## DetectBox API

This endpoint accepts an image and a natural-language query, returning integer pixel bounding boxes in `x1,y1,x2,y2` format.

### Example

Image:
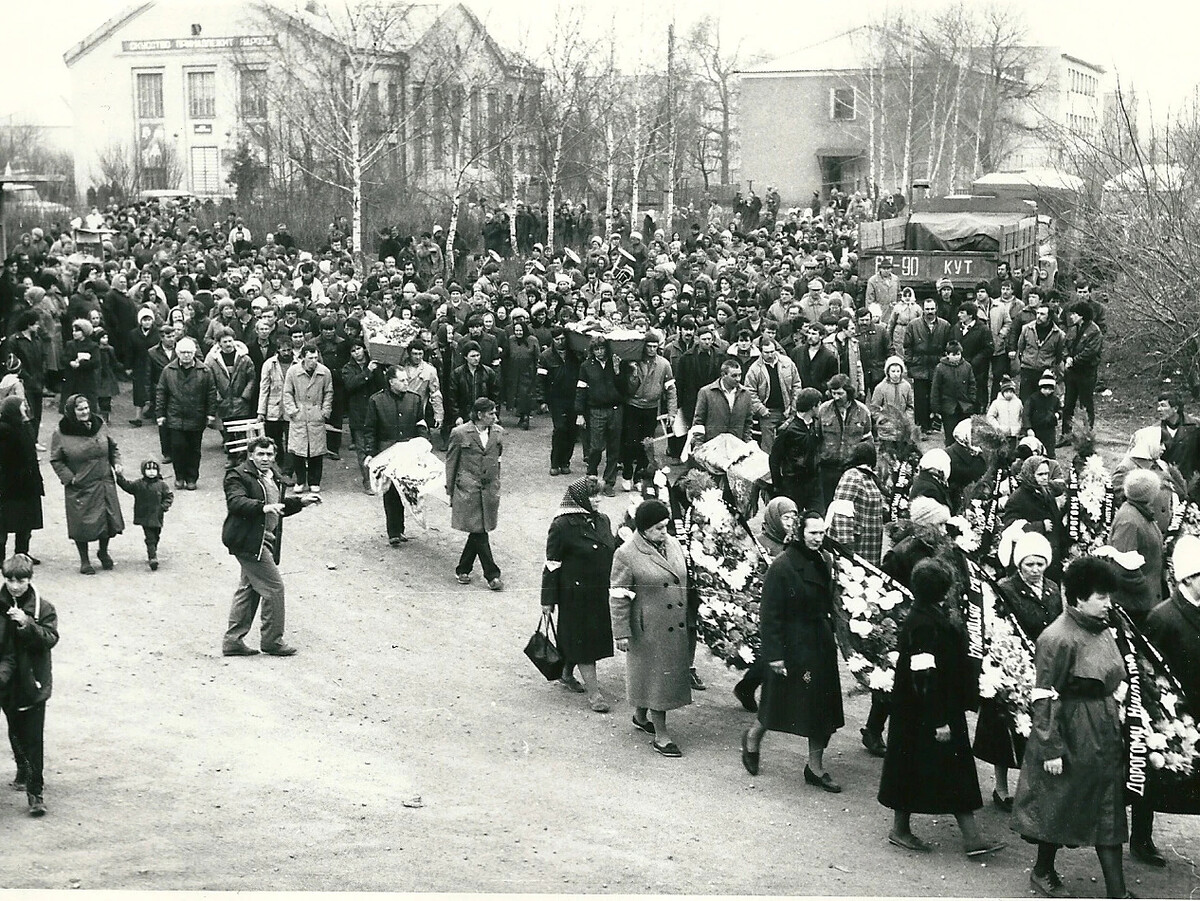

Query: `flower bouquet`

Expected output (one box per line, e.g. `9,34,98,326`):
979,577,1037,737
366,437,446,527
828,543,912,695
675,473,767,670
1065,454,1115,563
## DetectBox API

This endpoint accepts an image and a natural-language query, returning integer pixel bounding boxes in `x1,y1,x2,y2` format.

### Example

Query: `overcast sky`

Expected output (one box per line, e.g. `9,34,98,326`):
4,0,1199,130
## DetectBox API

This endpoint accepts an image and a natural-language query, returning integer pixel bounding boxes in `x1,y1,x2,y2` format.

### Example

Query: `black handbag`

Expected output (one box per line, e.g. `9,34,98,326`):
524,610,564,681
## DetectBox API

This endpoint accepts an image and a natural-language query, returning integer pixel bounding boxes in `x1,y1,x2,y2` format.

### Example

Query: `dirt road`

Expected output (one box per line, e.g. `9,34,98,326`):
0,397,1195,896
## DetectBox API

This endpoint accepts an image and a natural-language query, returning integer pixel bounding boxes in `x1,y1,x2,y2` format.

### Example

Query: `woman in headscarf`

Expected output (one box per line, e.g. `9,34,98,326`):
1002,455,1063,578
1012,556,1130,899
758,496,798,558
732,496,798,714
974,529,1060,812
541,478,616,713
610,499,691,756
1112,425,1182,533
741,510,844,791
0,395,44,562
880,558,1004,857
503,319,540,429
48,394,125,575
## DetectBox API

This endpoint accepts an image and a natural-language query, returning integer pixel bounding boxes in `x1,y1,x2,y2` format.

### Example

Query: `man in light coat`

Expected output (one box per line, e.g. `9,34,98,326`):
446,397,505,590
744,337,801,453
690,359,755,446
282,344,333,493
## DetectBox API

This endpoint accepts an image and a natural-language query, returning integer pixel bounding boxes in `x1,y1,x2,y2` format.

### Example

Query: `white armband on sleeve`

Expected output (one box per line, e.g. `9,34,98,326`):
544,560,562,572
910,652,936,672
1031,687,1060,702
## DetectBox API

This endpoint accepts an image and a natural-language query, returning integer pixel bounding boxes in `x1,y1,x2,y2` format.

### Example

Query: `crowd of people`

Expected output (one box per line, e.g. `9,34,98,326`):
0,189,1194,899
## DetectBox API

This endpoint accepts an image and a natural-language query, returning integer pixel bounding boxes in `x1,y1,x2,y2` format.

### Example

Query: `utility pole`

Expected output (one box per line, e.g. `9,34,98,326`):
664,21,676,232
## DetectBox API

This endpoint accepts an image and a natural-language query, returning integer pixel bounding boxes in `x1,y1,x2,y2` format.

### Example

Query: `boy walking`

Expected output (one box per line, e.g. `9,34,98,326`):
0,553,58,817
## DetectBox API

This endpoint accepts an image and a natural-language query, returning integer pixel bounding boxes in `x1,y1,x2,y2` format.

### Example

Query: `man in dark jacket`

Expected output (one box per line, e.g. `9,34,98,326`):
1159,392,1200,495
537,328,579,475
221,436,318,658
904,299,951,433
1060,299,1104,442
361,366,430,545
576,336,625,495
0,553,58,816
790,323,839,395
955,301,993,411
449,341,500,426
855,307,890,394
155,337,218,490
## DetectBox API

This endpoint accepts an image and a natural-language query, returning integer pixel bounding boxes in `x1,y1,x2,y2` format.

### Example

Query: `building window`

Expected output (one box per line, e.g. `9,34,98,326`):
191,146,221,194
830,87,855,121
136,72,164,119
187,70,216,119
240,69,267,120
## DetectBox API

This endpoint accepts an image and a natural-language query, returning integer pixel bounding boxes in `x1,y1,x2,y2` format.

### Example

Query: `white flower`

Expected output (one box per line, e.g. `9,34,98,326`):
738,645,755,664
864,575,885,594
1015,712,1033,738
842,593,871,618
979,666,1003,699
847,653,872,673
887,651,900,665
841,582,866,599
848,618,874,638
1161,692,1179,718
653,469,668,487
867,667,895,692
877,590,904,611
1146,730,1170,752
1149,751,1167,770
1166,750,1189,772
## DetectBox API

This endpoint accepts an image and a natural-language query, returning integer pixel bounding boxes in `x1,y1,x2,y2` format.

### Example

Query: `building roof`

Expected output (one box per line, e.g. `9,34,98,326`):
63,1,154,67
739,27,874,76
62,0,507,68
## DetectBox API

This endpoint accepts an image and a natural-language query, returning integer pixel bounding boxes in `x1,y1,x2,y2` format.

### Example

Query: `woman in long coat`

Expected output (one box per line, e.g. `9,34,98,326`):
1002,455,1063,578
974,530,1060,811
503,321,540,428
609,499,691,756
880,558,1003,856
740,510,844,789
1012,556,1129,899
59,319,99,414
0,395,44,562
446,398,504,589
49,393,124,574
541,477,615,712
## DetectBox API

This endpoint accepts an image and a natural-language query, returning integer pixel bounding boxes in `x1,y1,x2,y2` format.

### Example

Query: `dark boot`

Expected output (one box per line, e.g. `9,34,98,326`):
147,542,159,571
27,793,45,817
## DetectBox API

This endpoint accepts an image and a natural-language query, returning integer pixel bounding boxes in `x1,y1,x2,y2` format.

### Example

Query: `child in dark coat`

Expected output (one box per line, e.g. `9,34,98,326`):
0,553,58,816
116,460,174,570
94,327,121,422
1021,370,1062,458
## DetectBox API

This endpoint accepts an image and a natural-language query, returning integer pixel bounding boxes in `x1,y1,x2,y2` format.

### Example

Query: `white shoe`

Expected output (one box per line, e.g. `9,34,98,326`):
309,485,321,493
621,478,633,492
296,484,309,493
